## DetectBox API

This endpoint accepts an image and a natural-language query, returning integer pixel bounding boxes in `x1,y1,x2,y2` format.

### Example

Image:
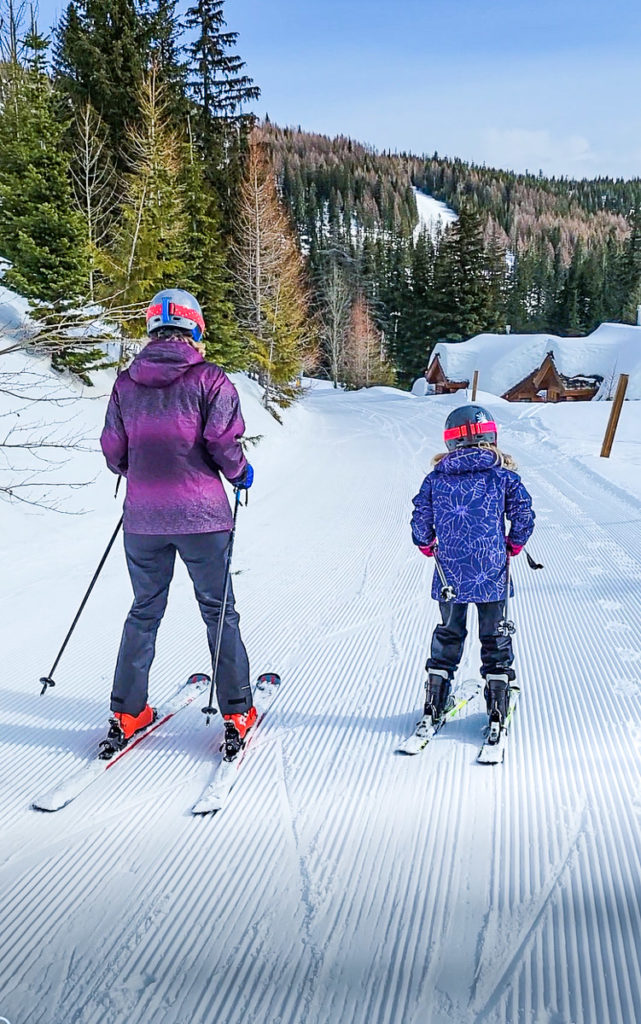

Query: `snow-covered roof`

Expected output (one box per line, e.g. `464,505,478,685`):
429,323,641,399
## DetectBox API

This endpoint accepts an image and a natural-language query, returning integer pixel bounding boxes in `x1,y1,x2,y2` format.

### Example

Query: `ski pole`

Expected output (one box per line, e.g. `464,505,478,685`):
498,556,516,637
39,516,124,695
202,487,244,725
434,551,457,602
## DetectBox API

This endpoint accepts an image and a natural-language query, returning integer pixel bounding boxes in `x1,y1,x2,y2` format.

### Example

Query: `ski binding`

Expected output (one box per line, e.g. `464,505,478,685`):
192,672,281,815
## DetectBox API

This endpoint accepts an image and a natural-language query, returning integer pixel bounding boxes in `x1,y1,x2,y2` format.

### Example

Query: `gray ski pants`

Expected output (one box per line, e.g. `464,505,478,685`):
111,531,252,716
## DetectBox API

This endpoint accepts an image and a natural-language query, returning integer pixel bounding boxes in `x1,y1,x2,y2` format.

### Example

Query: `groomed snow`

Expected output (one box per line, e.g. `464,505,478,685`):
413,187,458,242
1,358,641,1024
427,322,641,400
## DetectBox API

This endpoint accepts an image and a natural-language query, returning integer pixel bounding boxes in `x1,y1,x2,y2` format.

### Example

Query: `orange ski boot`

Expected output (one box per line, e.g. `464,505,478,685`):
222,706,257,759
99,704,156,759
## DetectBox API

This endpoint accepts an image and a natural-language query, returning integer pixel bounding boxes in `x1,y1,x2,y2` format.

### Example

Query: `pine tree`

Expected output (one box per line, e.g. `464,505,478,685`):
182,121,245,369
54,0,147,172
145,0,189,123
620,210,641,323
185,0,260,220
231,128,316,409
0,23,89,302
100,64,187,332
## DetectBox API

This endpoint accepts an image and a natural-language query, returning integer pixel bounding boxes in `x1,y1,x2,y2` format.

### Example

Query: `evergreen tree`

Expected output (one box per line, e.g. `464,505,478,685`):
620,210,641,323
0,24,88,302
429,204,493,342
182,123,245,369
185,0,260,220
144,0,189,123
54,0,147,172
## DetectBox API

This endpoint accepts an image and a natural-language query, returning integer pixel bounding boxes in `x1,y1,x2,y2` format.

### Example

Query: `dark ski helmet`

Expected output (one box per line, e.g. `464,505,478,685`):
443,404,498,452
145,288,205,342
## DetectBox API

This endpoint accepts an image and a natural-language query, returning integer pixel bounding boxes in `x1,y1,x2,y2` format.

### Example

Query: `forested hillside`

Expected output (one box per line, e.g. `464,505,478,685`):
0,1,317,408
265,124,641,385
2,2,641,395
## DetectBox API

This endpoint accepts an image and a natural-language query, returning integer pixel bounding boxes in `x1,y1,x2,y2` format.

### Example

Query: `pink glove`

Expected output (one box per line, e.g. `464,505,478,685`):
418,542,437,557
506,540,523,556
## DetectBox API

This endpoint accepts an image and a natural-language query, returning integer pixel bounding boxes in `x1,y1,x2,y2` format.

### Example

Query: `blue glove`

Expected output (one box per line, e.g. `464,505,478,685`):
233,463,254,490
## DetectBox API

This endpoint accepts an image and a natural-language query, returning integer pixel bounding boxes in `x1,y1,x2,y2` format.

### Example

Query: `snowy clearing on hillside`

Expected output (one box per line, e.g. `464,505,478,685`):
413,187,458,241
1,358,641,1024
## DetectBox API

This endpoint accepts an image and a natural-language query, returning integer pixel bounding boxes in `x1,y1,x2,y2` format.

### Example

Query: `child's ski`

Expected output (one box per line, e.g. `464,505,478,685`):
396,680,480,755
32,673,211,812
477,685,521,765
192,672,281,815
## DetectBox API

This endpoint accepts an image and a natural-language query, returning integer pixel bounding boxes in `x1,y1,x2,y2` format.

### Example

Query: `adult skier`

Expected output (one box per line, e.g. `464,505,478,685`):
99,288,256,756
411,404,535,732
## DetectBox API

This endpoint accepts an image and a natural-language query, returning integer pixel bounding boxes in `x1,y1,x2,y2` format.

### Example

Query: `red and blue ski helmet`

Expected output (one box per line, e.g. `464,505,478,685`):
443,404,498,451
145,288,205,342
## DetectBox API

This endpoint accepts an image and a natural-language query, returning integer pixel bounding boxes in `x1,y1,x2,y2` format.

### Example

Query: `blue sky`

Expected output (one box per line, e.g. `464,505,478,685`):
38,0,641,179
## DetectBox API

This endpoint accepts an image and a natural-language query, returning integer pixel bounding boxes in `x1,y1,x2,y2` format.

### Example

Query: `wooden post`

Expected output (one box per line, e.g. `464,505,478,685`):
471,369,479,402
600,373,629,458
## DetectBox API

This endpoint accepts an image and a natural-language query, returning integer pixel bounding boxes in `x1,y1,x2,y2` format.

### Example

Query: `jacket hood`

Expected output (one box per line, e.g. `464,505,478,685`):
434,447,499,476
128,338,204,387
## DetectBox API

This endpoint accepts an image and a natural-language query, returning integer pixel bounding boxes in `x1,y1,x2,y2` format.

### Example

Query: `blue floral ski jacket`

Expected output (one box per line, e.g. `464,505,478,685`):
411,447,535,604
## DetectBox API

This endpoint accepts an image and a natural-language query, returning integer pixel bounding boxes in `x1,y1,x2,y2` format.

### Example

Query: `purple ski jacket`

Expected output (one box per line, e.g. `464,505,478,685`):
100,337,247,535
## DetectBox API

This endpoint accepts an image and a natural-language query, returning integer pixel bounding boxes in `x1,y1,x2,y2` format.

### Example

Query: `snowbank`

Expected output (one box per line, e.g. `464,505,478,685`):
428,322,641,399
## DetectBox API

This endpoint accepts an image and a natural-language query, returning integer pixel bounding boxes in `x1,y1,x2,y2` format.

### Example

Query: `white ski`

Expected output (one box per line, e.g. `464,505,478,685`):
192,672,281,815
477,685,521,765
32,673,211,811
396,679,480,755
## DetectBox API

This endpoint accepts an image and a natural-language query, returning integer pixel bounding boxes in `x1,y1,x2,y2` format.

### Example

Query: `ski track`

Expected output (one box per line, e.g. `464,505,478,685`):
2,390,641,1024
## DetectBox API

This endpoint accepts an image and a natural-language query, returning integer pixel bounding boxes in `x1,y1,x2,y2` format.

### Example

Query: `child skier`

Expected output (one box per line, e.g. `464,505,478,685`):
100,288,256,759
411,404,535,734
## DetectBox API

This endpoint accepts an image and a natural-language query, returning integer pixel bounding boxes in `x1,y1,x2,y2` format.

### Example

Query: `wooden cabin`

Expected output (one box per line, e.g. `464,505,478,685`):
424,349,601,403
502,352,601,403
424,354,469,394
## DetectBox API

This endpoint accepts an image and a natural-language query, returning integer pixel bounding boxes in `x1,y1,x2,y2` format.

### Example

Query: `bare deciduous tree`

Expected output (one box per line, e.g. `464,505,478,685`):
0,364,99,511
319,257,352,388
70,102,119,301
342,293,395,390
232,127,317,409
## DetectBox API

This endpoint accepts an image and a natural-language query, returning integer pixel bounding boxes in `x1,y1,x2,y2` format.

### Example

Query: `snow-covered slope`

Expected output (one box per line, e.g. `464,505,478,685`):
413,187,458,241
428,322,641,399
1,362,641,1024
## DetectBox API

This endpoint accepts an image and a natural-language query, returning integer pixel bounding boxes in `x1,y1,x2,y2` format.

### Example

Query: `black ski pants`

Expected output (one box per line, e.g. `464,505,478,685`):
427,600,515,681
111,531,252,717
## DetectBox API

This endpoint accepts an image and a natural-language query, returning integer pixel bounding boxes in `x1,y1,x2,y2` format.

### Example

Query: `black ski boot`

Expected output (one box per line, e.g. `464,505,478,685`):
424,669,452,722
223,720,244,760
99,718,126,760
484,673,510,744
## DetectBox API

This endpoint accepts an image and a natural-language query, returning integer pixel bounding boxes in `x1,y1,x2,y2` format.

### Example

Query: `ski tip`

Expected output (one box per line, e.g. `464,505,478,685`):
31,796,65,812
187,672,211,686
256,672,281,689
192,801,221,815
